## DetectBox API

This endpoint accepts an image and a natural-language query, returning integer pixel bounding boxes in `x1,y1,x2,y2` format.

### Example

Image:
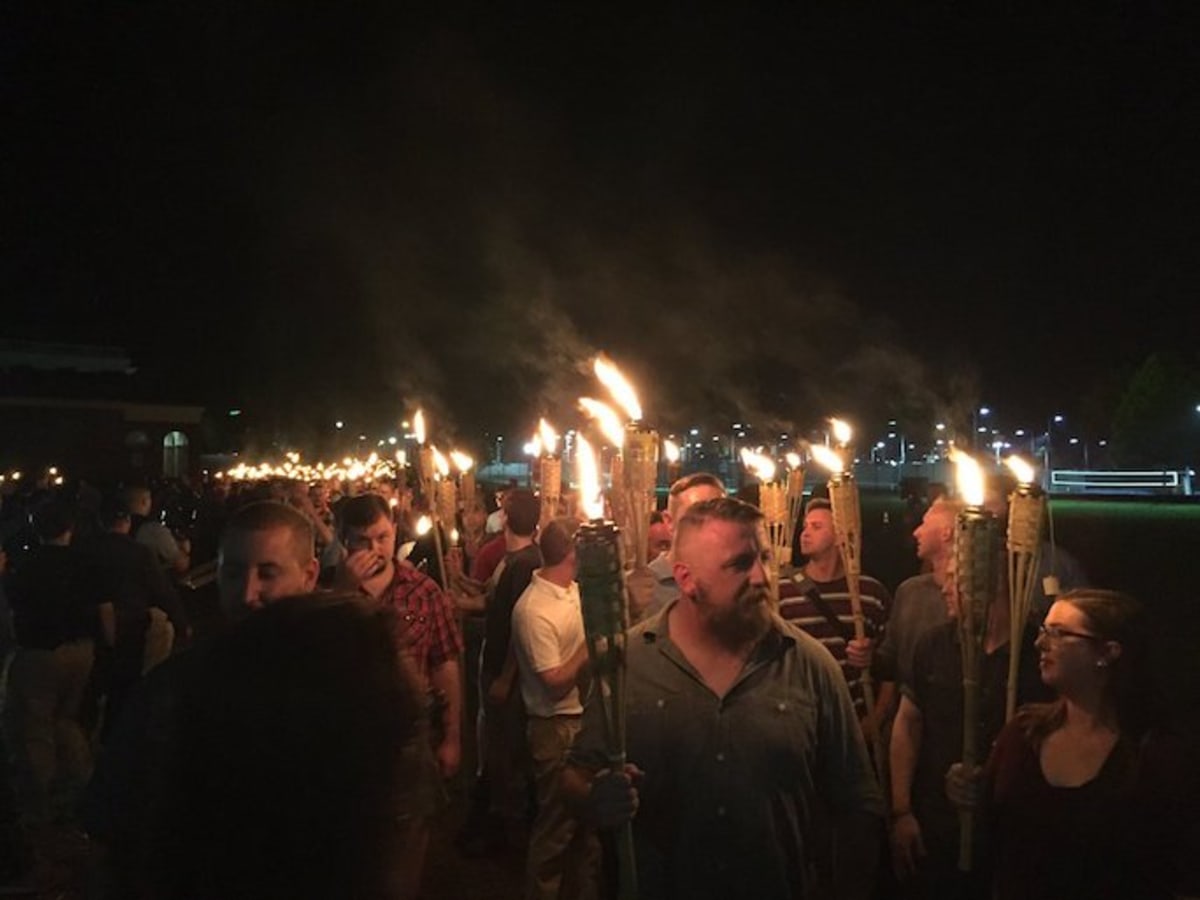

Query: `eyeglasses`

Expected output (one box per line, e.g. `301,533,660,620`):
1037,624,1102,644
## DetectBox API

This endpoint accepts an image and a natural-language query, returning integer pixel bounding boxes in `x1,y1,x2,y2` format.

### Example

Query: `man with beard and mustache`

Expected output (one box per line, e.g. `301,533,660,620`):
564,497,883,900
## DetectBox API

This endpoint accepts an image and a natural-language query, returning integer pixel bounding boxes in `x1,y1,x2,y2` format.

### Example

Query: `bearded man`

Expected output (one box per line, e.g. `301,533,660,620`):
563,497,883,900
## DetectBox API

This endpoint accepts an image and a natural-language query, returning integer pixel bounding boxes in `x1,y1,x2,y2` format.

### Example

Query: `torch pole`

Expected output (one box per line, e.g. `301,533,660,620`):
575,520,637,900
826,472,885,782
954,505,1000,871
1006,485,1044,721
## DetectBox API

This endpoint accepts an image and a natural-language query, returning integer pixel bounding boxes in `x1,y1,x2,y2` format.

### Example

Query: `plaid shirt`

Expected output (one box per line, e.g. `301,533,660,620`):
385,563,464,686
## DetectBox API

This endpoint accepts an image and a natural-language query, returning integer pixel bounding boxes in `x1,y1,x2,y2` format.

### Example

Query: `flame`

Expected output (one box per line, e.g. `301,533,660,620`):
395,450,407,466
450,450,473,473
388,497,400,509
430,445,450,478
413,410,426,445
415,515,432,536
785,451,802,469
576,435,605,520
951,449,986,507
579,397,625,448
538,418,559,455
450,528,459,545
1005,454,1036,486
48,466,58,476
740,447,777,482
830,417,853,446
593,354,643,421
809,443,845,475
663,439,681,464
11,472,21,481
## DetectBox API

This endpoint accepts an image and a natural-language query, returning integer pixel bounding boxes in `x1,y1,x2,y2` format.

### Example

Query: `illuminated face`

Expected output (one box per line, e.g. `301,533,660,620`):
218,527,318,617
342,515,397,573
1036,600,1109,691
676,518,771,644
912,505,950,562
799,508,837,560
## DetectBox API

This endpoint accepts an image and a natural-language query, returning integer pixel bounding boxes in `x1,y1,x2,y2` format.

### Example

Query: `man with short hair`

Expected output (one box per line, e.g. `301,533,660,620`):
874,499,958,695
629,472,726,621
511,517,597,900
85,500,322,898
781,499,891,731
218,500,321,620
564,497,882,899
124,486,190,577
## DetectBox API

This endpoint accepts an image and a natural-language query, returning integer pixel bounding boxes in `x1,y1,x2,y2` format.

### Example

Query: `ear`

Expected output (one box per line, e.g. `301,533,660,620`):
302,558,320,592
672,560,696,598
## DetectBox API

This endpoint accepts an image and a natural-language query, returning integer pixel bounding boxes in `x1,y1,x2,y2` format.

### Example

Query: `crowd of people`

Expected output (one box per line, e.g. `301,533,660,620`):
0,467,1196,898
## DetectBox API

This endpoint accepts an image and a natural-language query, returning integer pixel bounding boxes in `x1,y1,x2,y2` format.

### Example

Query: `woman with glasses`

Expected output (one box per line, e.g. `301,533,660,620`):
948,588,1197,899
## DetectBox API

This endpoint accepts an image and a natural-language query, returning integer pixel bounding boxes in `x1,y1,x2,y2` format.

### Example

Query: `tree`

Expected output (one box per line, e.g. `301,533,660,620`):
1109,353,1200,468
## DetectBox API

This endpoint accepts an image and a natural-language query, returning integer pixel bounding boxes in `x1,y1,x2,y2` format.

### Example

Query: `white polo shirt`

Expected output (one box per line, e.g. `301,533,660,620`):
511,570,586,717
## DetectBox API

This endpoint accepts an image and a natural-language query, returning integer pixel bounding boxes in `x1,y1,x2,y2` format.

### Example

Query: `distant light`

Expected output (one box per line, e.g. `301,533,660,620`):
335,421,344,429
1098,440,1108,446
977,426,988,433
358,434,366,441
979,407,990,416
1015,429,1025,436
935,423,946,431
887,432,896,438
888,420,897,425
1069,437,1080,445
737,431,746,438
690,427,700,436
388,436,398,445
875,441,886,449
907,443,915,450
733,423,742,429
1053,415,1064,423
228,409,242,417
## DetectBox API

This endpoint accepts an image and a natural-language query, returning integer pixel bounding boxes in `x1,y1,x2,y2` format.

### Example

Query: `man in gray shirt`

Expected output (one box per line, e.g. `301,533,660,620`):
565,497,882,899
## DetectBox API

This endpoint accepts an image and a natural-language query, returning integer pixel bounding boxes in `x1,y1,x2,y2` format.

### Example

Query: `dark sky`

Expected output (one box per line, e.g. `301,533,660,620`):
4,4,1197,443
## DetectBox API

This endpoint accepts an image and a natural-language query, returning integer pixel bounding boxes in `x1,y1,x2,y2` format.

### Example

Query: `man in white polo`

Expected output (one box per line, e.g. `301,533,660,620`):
511,517,597,900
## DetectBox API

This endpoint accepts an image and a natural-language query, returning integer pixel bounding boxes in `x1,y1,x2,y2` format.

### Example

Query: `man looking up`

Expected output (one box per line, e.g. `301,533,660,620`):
874,498,958,696
565,497,882,899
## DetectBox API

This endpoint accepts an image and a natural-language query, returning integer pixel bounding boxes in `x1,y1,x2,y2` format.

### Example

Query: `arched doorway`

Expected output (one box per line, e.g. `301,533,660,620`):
163,431,189,478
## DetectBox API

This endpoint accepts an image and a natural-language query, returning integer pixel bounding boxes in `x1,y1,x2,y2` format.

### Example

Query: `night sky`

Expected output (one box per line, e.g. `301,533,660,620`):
4,5,1197,444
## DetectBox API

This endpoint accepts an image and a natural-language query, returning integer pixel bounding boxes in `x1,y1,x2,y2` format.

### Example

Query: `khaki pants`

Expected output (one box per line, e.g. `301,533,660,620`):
5,639,95,825
525,715,599,900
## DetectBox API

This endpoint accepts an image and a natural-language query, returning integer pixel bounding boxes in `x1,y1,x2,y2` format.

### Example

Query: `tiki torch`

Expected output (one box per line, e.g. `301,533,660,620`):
1004,455,1044,722
451,450,475,518
575,435,637,900
951,449,1001,872
579,396,631,563
785,451,806,575
810,427,885,780
536,418,563,528
663,438,682,486
594,355,658,572
740,448,786,605
428,445,453,591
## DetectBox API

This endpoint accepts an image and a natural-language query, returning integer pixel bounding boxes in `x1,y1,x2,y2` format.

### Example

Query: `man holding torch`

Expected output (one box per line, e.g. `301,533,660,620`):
564,497,882,900
782,499,892,738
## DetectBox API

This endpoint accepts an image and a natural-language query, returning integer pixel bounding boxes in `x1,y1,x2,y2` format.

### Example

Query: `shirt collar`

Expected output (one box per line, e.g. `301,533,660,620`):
531,570,578,603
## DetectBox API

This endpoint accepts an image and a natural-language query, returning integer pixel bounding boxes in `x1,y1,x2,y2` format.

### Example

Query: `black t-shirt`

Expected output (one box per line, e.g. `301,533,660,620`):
480,543,542,682
5,544,101,649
